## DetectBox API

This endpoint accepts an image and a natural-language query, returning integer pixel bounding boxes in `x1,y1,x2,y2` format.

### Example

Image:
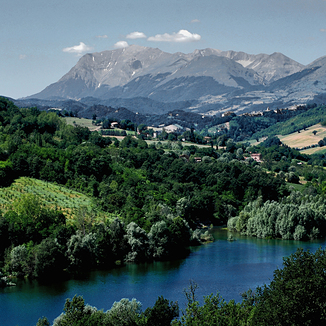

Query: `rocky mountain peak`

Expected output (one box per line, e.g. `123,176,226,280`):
27,46,326,116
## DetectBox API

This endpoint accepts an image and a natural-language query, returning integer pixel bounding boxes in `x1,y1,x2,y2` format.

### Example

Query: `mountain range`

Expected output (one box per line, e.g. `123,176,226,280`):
19,45,326,117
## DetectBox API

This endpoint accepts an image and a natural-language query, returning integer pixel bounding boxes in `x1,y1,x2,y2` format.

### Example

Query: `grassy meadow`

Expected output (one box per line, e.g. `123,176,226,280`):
64,117,101,131
64,117,137,136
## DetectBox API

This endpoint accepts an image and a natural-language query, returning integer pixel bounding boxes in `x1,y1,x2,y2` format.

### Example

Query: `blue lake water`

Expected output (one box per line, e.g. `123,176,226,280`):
1,228,325,326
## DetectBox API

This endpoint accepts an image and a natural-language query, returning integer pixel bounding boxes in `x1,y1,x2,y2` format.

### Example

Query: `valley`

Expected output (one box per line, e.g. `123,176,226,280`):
1,46,326,326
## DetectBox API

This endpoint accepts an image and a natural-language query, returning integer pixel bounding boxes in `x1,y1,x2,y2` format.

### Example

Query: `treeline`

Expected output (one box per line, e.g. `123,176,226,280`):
35,248,326,326
228,191,326,240
100,129,127,136
0,194,209,282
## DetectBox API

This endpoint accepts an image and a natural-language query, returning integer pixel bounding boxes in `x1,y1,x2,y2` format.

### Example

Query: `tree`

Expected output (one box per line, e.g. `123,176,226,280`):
35,317,50,326
144,296,179,326
34,237,66,279
7,244,29,277
312,130,317,136
109,218,128,261
125,222,149,262
287,171,300,184
253,248,326,325
105,298,142,326
54,295,102,326
137,124,147,133
148,221,172,260
168,217,191,257
66,231,97,271
0,159,14,186
177,280,254,326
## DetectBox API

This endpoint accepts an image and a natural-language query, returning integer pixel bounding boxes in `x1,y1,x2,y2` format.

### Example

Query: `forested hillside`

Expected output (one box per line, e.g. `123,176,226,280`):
0,97,290,284
251,104,326,139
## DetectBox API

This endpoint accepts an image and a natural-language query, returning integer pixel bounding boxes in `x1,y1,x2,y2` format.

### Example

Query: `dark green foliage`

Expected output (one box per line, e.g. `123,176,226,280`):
34,237,66,279
67,231,97,271
177,292,255,326
260,136,282,147
226,105,314,141
144,296,179,326
125,222,150,262
1,194,66,245
36,317,50,326
228,115,277,141
0,160,14,186
148,221,173,260
252,248,326,325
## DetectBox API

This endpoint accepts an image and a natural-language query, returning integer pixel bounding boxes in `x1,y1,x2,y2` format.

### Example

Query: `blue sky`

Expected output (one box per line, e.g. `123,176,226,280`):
2,0,326,99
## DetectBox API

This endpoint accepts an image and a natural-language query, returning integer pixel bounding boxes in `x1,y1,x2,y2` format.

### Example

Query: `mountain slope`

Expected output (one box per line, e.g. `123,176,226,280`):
26,45,326,115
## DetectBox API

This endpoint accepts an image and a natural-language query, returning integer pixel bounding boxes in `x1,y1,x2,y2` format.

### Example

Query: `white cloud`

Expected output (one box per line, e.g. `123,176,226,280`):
63,42,93,54
114,41,129,49
96,35,108,38
320,28,326,32
148,29,201,43
191,19,200,23
126,31,147,39
19,54,27,60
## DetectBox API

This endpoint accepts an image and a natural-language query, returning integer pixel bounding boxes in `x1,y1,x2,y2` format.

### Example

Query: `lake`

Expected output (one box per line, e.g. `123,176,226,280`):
1,228,325,326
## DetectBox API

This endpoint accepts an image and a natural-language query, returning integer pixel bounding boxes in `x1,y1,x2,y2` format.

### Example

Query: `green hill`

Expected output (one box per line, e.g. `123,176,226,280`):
252,105,326,139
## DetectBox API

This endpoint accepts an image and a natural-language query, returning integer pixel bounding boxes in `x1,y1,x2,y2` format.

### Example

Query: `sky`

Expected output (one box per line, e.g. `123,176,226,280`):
1,0,326,99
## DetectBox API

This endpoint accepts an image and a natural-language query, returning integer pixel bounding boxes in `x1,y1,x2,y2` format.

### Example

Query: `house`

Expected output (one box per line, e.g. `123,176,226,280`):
110,122,119,128
164,124,184,133
250,153,262,162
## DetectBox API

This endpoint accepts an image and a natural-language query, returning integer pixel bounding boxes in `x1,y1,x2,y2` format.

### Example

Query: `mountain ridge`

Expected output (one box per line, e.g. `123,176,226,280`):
25,45,326,115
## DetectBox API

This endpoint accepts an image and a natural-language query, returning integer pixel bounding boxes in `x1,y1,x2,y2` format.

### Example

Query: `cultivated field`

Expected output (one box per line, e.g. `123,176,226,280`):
301,147,326,155
278,124,326,150
0,177,92,219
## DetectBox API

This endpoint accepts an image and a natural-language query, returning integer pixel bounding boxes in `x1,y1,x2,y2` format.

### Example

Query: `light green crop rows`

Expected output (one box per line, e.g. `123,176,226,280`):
0,177,92,219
